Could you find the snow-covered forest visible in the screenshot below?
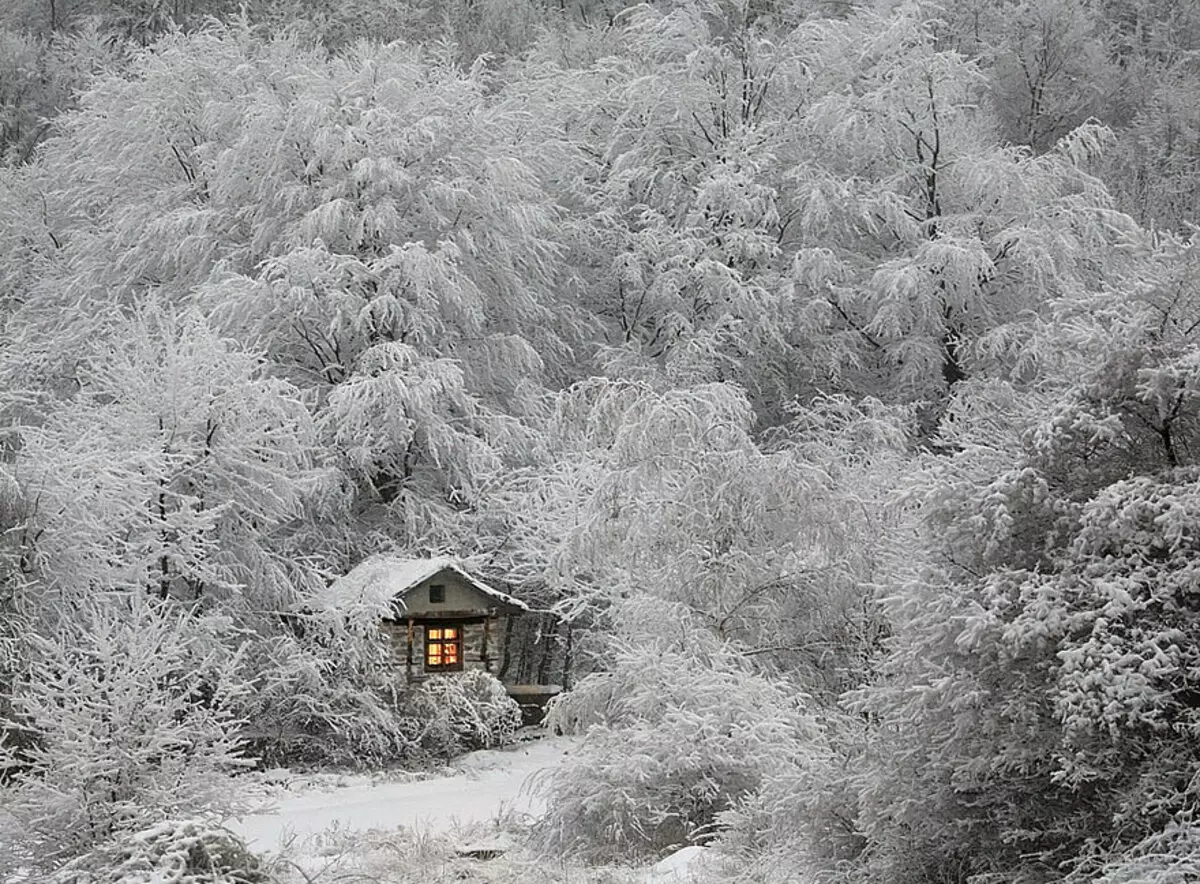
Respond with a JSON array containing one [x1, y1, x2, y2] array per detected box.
[[3, 0, 1200, 881]]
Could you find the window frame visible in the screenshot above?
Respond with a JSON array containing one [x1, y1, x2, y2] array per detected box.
[[428, 583, 445, 604], [424, 624, 464, 672]]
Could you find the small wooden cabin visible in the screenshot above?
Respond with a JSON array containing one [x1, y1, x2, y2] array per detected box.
[[328, 555, 529, 681]]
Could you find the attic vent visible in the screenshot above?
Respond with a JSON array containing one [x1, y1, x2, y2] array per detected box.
[[429, 584, 445, 604]]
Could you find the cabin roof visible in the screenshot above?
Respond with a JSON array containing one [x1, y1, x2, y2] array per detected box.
[[323, 555, 529, 613]]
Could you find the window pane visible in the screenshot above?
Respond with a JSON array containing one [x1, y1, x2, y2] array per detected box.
[[425, 624, 462, 669]]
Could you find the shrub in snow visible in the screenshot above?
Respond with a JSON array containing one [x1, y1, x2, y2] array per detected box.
[[404, 669, 522, 759], [0, 598, 29, 782], [535, 629, 822, 863], [48, 820, 266, 884], [1079, 823, 1200, 884], [711, 709, 866, 879], [0, 597, 251, 865], [233, 607, 418, 768], [847, 287, 1200, 883]]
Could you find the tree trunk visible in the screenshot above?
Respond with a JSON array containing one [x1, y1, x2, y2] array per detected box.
[[561, 621, 574, 690]]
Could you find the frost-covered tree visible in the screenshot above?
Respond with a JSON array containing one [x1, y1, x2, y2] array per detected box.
[[0, 25, 573, 553], [848, 233, 1200, 883], [476, 377, 906, 698], [782, 6, 1139, 409], [933, 0, 1121, 153], [0, 22, 122, 165], [508, 0, 818, 418], [509, 2, 1139, 424], [0, 0, 244, 38], [1102, 66, 1200, 230], [4, 305, 324, 614], [0, 595, 250, 867], [403, 670, 521, 758], [932, 0, 1200, 229]]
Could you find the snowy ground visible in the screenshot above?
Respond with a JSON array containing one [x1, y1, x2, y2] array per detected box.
[[2, 735, 704, 883], [230, 735, 570, 852], [226, 734, 706, 884]]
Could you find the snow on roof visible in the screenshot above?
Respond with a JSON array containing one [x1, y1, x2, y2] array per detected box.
[[321, 555, 529, 613]]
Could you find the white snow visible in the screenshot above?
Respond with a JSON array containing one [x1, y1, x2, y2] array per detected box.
[[228, 737, 573, 853], [645, 846, 707, 883], [318, 554, 529, 612]]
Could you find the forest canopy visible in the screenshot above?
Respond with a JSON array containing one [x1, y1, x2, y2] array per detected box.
[[3, 1, 1200, 883]]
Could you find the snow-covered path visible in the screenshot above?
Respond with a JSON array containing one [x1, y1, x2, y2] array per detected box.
[[229, 737, 573, 852]]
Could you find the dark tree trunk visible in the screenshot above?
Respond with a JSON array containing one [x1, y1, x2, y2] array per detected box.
[[561, 621, 574, 690], [942, 330, 966, 388]]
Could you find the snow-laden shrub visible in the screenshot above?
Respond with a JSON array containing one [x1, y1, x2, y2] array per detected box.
[[535, 634, 822, 863], [710, 709, 866, 880], [48, 819, 266, 884], [233, 625, 417, 769], [1079, 823, 1200, 884], [0, 593, 27, 785], [0, 597, 251, 865], [404, 669, 522, 759]]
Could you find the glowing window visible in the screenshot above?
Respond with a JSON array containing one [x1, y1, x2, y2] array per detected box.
[[425, 626, 462, 670]]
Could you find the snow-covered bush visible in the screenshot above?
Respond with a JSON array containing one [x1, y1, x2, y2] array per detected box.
[[1079, 823, 1200, 884], [0, 597, 251, 865], [847, 260, 1200, 883], [404, 669, 521, 759], [233, 613, 417, 768], [711, 710, 866, 879], [535, 627, 822, 863], [48, 819, 266, 884], [0, 591, 26, 783]]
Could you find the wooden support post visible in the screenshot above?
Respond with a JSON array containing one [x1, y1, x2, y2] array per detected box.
[[498, 615, 515, 681], [405, 617, 414, 682], [481, 615, 492, 672]]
